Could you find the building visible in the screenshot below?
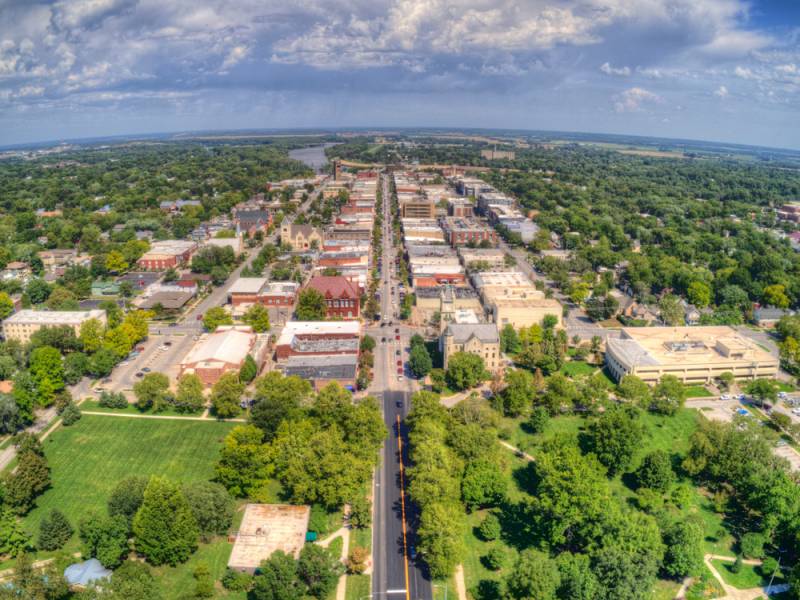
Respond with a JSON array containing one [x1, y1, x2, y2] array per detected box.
[[472, 271, 537, 300], [440, 323, 501, 372], [137, 240, 197, 271], [278, 354, 359, 391], [205, 236, 244, 255], [2, 309, 107, 343], [280, 221, 324, 251], [274, 320, 360, 361], [37, 249, 79, 270], [448, 198, 474, 217], [179, 326, 268, 386], [777, 202, 800, 223], [306, 276, 360, 319], [401, 219, 446, 245], [235, 209, 272, 238], [489, 295, 563, 330], [139, 290, 194, 310], [605, 326, 779, 384], [228, 504, 310, 574], [415, 286, 482, 314], [480, 148, 516, 160], [400, 196, 436, 219], [228, 277, 299, 309], [455, 177, 494, 198], [754, 307, 794, 328], [458, 248, 508, 271], [441, 217, 498, 247]]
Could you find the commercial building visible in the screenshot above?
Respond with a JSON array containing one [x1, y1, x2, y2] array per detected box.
[[179, 325, 268, 386], [2, 309, 107, 343], [274, 320, 360, 361], [472, 270, 537, 300], [228, 504, 310, 574], [458, 248, 508, 271], [777, 202, 800, 223], [440, 323, 501, 372], [139, 290, 194, 310], [415, 286, 482, 313], [137, 240, 197, 271], [400, 196, 436, 219], [205, 236, 244, 255], [228, 278, 299, 309], [481, 148, 516, 160], [455, 177, 494, 198], [605, 326, 779, 384], [306, 276, 360, 319], [441, 217, 498, 247], [448, 198, 474, 217], [489, 295, 563, 330], [401, 219, 446, 244], [278, 354, 359, 391]]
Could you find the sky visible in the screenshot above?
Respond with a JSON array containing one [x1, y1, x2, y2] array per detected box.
[[0, 0, 799, 149]]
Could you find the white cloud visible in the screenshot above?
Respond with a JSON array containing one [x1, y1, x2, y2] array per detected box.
[[221, 45, 249, 70], [613, 87, 663, 112], [714, 85, 729, 98], [600, 62, 630, 76]]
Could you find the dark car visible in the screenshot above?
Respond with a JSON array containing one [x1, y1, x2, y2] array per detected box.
[[395, 328, 400, 334], [169, 322, 177, 327], [396, 400, 403, 408], [396, 349, 401, 356], [135, 372, 144, 378], [164, 341, 172, 346], [142, 367, 151, 373]]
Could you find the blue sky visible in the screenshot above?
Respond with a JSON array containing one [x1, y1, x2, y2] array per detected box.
[[0, 0, 798, 149]]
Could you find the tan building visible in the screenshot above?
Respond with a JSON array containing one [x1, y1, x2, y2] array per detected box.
[[458, 247, 508, 271], [440, 323, 501, 372], [400, 196, 436, 218], [473, 271, 539, 302], [605, 326, 779, 384], [2, 309, 107, 343], [179, 325, 268, 386], [490, 295, 563, 330], [280, 221, 324, 251]]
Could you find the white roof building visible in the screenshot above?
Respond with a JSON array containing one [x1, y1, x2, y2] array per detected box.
[[275, 320, 361, 348]]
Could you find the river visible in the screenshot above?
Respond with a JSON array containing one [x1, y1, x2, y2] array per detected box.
[[289, 143, 338, 173]]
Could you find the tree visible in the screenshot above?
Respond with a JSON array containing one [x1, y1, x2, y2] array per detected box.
[[616, 374, 651, 405], [763, 284, 791, 309], [651, 374, 686, 415], [416, 501, 464, 579], [4, 446, 51, 514], [636, 450, 675, 493], [64, 351, 89, 385], [108, 476, 148, 524], [746, 378, 779, 408], [174, 373, 205, 413], [183, 481, 234, 541], [61, 401, 81, 426], [298, 543, 344, 599], [527, 406, 550, 434], [585, 294, 619, 322], [718, 371, 735, 391], [479, 512, 501, 541], [215, 425, 273, 497], [740, 532, 766, 559], [89, 347, 118, 378], [296, 288, 327, 320], [202, 306, 233, 332], [37, 508, 73, 551], [250, 550, 304, 600], [588, 406, 645, 476], [0, 292, 14, 320], [555, 552, 599, 600], [26, 279, 51, 305], [360, 335, 376, 353], [409, 344, 433, 379], [250, 372, 312, 440], [0, 507, 29, 557], [103, 324, 134, 359], [663, 520, 703, 578], [445, 352, 486, 391], [243, 303, 271, 333], [505, 549, 560, 600], [461, 460, 507, 510], [11, 371, 35, 425], [105, 250, 129, 273], [79, 512, 130, 568], [93, 560, 163, 600], [501, 369, 535, 417], [79, 318, 106, 353], [658, 294, 684, 326], [133, 372, 171, 412], [500, 324, 521, 354], [0, 395, 21, 434], [132, 476, 199, 566], [346, 546, 369, 575], [29, 345, 65, 401], [211, 372, 244, 418], [687, 281, 712, 308], [239, 354, 258, 383]]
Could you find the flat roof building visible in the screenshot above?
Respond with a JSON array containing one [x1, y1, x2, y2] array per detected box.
[[137, 240, 197, 271], [441, 217, 498, 247], [278, 354, 359, 391], [605, 326, 779, 384], [3, 309, 107, 343], [180, 325, 268, 386], [228, 504, 310, 574], [275, 320, 361, 360]]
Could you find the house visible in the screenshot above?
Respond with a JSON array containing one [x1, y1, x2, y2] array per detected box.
[[280, 221, 324, 251], [179, 326, 269, 386], [37, 249, 78, 270], [306, 276, 360, 319], [2, 261, 30, 281], [754, 307, 794, 328], [440, 323, 501, 373]]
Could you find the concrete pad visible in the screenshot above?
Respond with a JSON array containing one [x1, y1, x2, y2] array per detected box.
[[228, 504, 310, 573]]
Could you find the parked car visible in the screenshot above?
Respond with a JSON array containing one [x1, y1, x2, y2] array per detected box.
[[135, 372, 144, 378], [395, 335, 400, 341], [142, 367, 151, 373], [720, 394, 730, 400], [164, 341, 172, 346], [397, 360, 402, 366]]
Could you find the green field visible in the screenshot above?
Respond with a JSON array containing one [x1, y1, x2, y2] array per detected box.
[[559, 360, 597, 377], [684, 385, 714, 398], [80, 399, 205, 417], [24, 415, 236, 554]]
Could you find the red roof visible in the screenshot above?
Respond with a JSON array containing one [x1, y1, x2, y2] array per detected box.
[[307, 276, 359, 299]]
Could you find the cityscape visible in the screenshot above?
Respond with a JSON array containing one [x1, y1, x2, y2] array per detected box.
[[0, 1, 799, 600]]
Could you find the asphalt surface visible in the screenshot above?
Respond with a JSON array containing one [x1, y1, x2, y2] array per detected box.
[[372, 173, 432, 600]]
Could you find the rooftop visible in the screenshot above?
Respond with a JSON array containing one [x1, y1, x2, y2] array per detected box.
[[276, 320, 360, 346], [229, 277, 268, 295], [280, 354, 359, 379], [307, 275, 359, 299], [473, 271, 534, 289], [444, 323, 500, 344], [4, 309, 105, 325], [228, 504, 310, 572], [182, 326, 254, 367]]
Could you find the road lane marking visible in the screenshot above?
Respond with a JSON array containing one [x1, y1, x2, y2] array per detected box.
[[396, 413, 411, 600], [386, 590, 407, 594]]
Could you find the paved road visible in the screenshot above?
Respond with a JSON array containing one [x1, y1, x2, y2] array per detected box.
[[372, 172, 431, 600]]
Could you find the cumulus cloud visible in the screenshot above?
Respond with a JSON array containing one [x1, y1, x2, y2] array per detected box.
[[614, 87, 663, 112], [600, 62, 630, 76], [714, 85, 729, 98]]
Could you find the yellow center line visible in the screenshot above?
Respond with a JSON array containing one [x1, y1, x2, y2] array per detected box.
[[396, 413, 411, 600]]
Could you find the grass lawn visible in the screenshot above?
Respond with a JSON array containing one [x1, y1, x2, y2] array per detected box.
[[711, 559, 784, 589], [23, 415, 236, 556], [345, 574, 370, 600], [684, 385, 714, 398], [80, 399, 205, 417], [559, 360, 597, 377], [154, 537, 246, 600], [652, 579, 682, 600], [775, 381, 797, 393]]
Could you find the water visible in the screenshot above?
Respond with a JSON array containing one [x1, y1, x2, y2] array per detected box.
[[289, 143, 338, 172]]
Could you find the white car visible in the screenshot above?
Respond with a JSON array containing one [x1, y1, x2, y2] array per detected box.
[[792, 408, 800, 416], [720, 394, 730, 400]]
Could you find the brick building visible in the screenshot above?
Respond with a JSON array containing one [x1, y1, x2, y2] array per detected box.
[[306, 276, 361, 319]]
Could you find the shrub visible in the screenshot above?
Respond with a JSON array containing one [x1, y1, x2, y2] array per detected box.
[[740, 532, 766, 559], [38, 509, 73, 551], [99, 391, 129, 409], [346, 546, 369, 574], [222, 568, 252, 591], [731, 555, 742, 574], [478, 513, 501, 541], [485, 547, 505, 571], [527, 406, 550, 434], [60, 402, 81, 426]]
